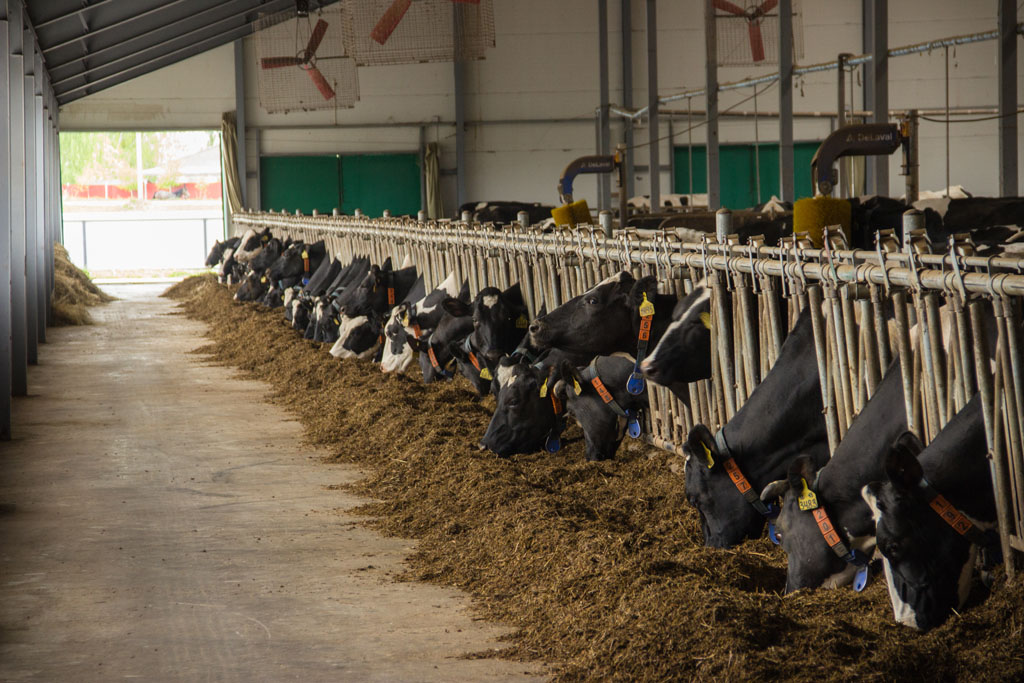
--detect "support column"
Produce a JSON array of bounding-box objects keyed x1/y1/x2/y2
[
  {"x1": 597, "y1": 0, "x2": 611, "y2": 211},
  {"x1": 1, "y1": 0, "x2": 11, "y2": 438},
  {"x1": 868, "y1": 0, "x2": 889, "y2": 196},
  {"x1": 9, "y1": 2, "x2": 27, "y2": 396},
  {"x1": 704, "y1": 0, "x2": 720, "y2": 209},
  {"x1": 998, "y1": 0, "x2": 1018, "y2": 196},
  {"x1": 23, "y1": 24, "x2": 37, "y2": 364},
  {"x1": 778, "y1": 0, "x2": 794, "y2": 201},
  {"x1": 646, "y1": 0, "x2": 660, "y2": 211},
  {"x1": 234, "y1": 39, "x2": 248, "y2": 207},
  {"x1": 453, "y1": 5, "x2": 467, "y2": 211},
  {"x1": 621, "y1": 0, "x2": 635, "y2": 203}
]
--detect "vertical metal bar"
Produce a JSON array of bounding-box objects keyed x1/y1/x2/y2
[
  {"x1": 778, "y1": 0, "x2": 794, "y2": 202},
  {"x1": 453, "y1": 5, "x2": 467, "y2": 209},
  {"x1": 34, "y1": 72, "x2": 45, "y2": 345},
  {"x1": 82, "y1": 221, "x2": 88, "y2": 270},
  {"x1": 621, "y1": 0, "x2": 635, "y2": 202},
  {"x1": 646, "y1": 0, "x2": 660, "y2": 211},
  {"x1": 837, "y1": 53, "x2": 848, "y2": 198},
  {"x1": 0, "y1": 2, "x2": 11, "y2": 438},
  {"x1": 808, "y1": 285, "x2": 840, "y2": 454},
  {"x1": 998, "y1": 0, "x2": 1017, "y2": 197},
  {"x1": 8, "y1": 2, "x2": 26, "y2": 396},
  {"x1": 22, "y1": 27, "x2": 36, "y2": 364},
  {"x1": 944, "y1": 48, "x2": 950, "y2": 194},
  {"x1": 704, "y1": 0, "x2": 719, "y2": 209},
  {"x1": 905, "y1": 109, "x2": 919, "y2": 203},
  {"x1": 869, "y1": 0, "x2": 889, "y2": 195},
  {"x1": 598, "y1": 0, "x2": 611, "y2": 211},
  {"x1": 234, "y1": 38, "x2": 248, "y2": 207}
]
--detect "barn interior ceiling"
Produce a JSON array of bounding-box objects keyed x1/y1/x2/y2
[{"x1": 25, "y1": 0, "x2": 340, "y2": 106}]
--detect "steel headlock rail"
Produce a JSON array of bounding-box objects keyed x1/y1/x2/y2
[{"x1": 234, "y1": 208, "x2": 1024, "y2": 577}]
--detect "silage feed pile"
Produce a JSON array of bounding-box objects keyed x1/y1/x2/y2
[
  {"x1": 169, "y1": 274, "x2": 1024, "y2": 682},
  {"x1": 52, "y1": 243, "x2": 115, "y2": 325}
]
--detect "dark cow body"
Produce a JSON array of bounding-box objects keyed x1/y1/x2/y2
[
  {"x1": 683, "y1": 308, "x2": 829, "y2": 548},
  {"x1": 863, "y1": 395, "x2": 992, "y2": 632},
  {"x1": 458, "y1": 201, "x2": 554, "y2": 226},
  {"x1": 205, "y1": 237, "x2": 240, "y2": 267},
  {"x1": 556, "y1": 355, "x2": 648, "y2": 461},
  {"x1": 761, "y1": 362, "x2": 906, "y2": 592},
  {"x1": 330, "y1": 263, "x2": 420, "y2": 359},
  {"x1": 639, "y1": 281, "x2": 713, "y2": 398},
  {"x1": 410, "y1": 309, "x2": 474, "y2": 383}
]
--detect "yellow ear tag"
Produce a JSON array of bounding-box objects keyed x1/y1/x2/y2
[
  {"x1": 479, "y1": 367, "x2": 493, "y2": 381},
  {"x1": 402, "y1": 314, "x2": 410, "y2": 326},
  {"x1": 333, "y1": 317, "x2": 340, "y2": 325},
  {"x1": 539, "y1": 378, "x2": 548, "y2": 398},
  {"x1": 798, "y1": 478, "x2": 819, "y2": 511},
  {"x1": 301, "y1": 250, "x2": 308, "y2": 259},
  {"x1": 572, "y1": 378, "x2": 582, "y2": 395},
  {"x1": 699, "y1": 311, "x2": 712, "y2": 330},
  {"x1": 701, "y1": 442, "x2": 715, "y2": 469},
  {"x1": 516, "y1": 314, "x2": 529, "y2": 329},
  {"x1": 639, "y1": 292, "x2": 656, "y2": 317},
  {"x1": 260, "y1": 276, "x2": 267, "y2": 283}
]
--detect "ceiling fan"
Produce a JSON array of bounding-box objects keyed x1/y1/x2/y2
[
  {"x1": 713, "y1": 0, "x2": 778, "y2": 63},
  {"x1": 260, "y1": 16, "x2": 335, "y2": 99},
  {"x1": 370, "y1": 0, "x2": 480, "y2": 45}
]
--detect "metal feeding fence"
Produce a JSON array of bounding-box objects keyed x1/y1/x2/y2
[{"x1": 233, "y1": 209, "x2": 1024, "y2": 577}]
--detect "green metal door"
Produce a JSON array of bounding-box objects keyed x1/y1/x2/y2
[
  {"x1": 260, "y1": 153, "x2": 421, "y2": 218},
  {"x1": 673, "y1": 141, "x2": 821, "y2": 209}
]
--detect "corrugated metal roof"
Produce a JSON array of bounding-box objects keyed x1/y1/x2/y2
[{"x1": 25, "y1": 0, "x2": 338, "y2": 106}]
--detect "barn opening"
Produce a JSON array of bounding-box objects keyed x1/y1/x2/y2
[{"x1": 58, "y1": 130, "x2": 225, "y2": 280}]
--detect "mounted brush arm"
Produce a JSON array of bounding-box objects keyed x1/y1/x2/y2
[
  {"x1": 554, "y1": 145, "x2": 627, "y2": 235},
  {"x1": 811, "y1": 122, "x2": 912, "y2": 197}
]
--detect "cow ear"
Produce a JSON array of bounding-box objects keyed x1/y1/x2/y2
[
  {"x1": 885, "y1": 432, "x2": 925, "y2": 491},
  {"x1": 381, "y1": 257, "x2": 393, "y2": 271},
  {"x1": 443, "y1": 297, "x2": 471, "y2": 318},
  {"x1": 684, "y1": 424, "x2": 718, "y2": 468},
  {"x1": 502, "y1": 282, "x2": 525, "y2": 307},
  {"x1": 557, "y1": 360, "x2": 583, "y2": 396},
  {"x1": 628, "y1": 275, "x2": 659, "y2": 309}
]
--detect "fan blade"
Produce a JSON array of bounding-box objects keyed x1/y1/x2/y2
[
  {"x1": 307, "y1": 66, "x2": 336, "y2": 100},
  {"x1": 712, "y1": 0, "x2": 747, "y2": 16},
  {"x1": 306, "y1": 18, "x2": 329, "y2": 56},
  {"x1": 748, "y1": 21, "x2": 766, "y2": 62},
  {"x1": 261, "y1": 56, "x2": 304, "y2": 69},
  {"x1": 371, "y1": 0, "x2": 412, "y2": 45},
  {"x1": 757, "y1": 0, "x2": 779, "y2": 15}
]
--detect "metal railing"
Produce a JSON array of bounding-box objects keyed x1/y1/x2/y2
[{"x1": 233, "y1": 209, "x2": 1024, "y2": 577}]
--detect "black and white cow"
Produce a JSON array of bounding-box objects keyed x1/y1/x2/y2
[
  {"x1": 233, "y1": 227, "x2": 272, "y2": 263},
  {"x1": 234, "y1": 269, "x2": 271, "y2": 302},
  {"x1": 329, "y1": 262, "x2": 419, "y2": 360},
  {"x1": 863, "y1": 394, "x2": 994, "y2": 632},
  {"x1": 293, "y1": 258, "x2": 344, "y2": 337},
  {"x1": 380, "y1": 272, "x2": 463, "y2": 374},
  {"x1": 205, "y1": 236, "x2": 240, "y2": 267},
  {"x1": 682, "y1": 307, "x2": 830, "y2": 548},
  {"x1": 269, "y1": 240, "x2": 328, "y2": 292},
  {"x1": 408, "y1": 308, "x2": 475, "y2": 383},
  {"x1": 758, "y1": 362, "x2": 906, "y2": 593},
  {"x1": 479, "y1": 352, "x2": 571, "y2": 457},
  {"x1": 444, "y1": 283, "x2": 530, "y2": 396},
  {"x1": 639, "y1": 279, "x2": 713, "y2": 398},
  {"x1": 311, "y1": 257, "x2": 373, "y2": 343},
  {"x1": 555, "y1": 355, "x2": 648, "y2": 461}
]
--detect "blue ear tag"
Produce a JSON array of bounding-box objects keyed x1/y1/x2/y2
[
  {"x1": 626, "y1": 369, "x2": 646, "y2": 395},
  {"x1": 626, "y1": 411, "x2": 642, "y2": 439},
  {"x1": 768, "y1": 520, "x2": 781, "y2": 545},
  {"x1": 853, "y1": 564, "x2": 870, "y2": 592},
  {"x1": 545, "y1": 435, "x2": 561, "y2": 453}
]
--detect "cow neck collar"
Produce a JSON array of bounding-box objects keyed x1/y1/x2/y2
[
  {"x1": 538, "y1": 365, "x2": 565, "y2": 453},
  {"x1": 578, "y1": 358, "x2": 642, "y2": 439},
  {"x1": 626, "y1": 292, "x2": 657, "y2": 395},
  {"x1": 914, "y1": 476, "x2": 998, "y2": 548},
  {"x1": 789, "y1": 472, "x2": 871, "y2": 591},
  {"x1": 426, "y1": 343, "x2": 454, "y2": 379},
  {"x1": 709, "y1": 429, "x2": 780, "y2": 528},
  {"x1": 461, "y1": 336, "x2": 493, "y2": 381}
]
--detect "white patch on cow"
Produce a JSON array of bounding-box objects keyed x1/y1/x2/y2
[
  {"x1": 290, "y1": 299, "x2": 302, "y2": 319},
  {"x1": 644, "y1": 285, "x2": 710, "y2": 368},
  {"x1": 585, "y1": 270, "x2": 631, "y2": 296},
  {"x1": 482, "y1": 294, "x2": 499, "y2": 308},
  {"x1": 496, "y1": 364, "x2": 517, "y2": 388},
  {"x1": 217, "y1": 248, "x2": 234, "y2": 278},
  {"x1": 881, "y1": 556, "x2": 920, "y2": 630},
  {"x1": 410, "y1": 271, "x2": 459, "y2": 326},
  {"x1": 233, "y1": 229, "x2": 263, "y2": 263},
  {"x1": 380, "y1": 309, "x2": 413, "y2": 373},
  {"x1": 475, "y1": 201, "x2": 488, "y2": 210},
  {"x1": 283, "y1": 288, "x2": 296, "y2": 310},
  {"x1": 330, "y1": 315, "x2": 368, "y2": 358}
]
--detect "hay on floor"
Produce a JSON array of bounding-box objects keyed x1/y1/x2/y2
[{"x1": 52, "y1": 243, "x2": 115, "y2": 326}]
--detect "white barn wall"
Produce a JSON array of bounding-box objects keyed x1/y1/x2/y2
[{"x1": 60, "y1": 0, "x2": 1021, "y2": 215}]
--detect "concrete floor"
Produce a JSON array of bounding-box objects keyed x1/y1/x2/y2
[{"x1": 0, "y1": 285, "x2": 541, "y2": 682}]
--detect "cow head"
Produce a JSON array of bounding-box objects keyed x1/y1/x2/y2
[
  {"x1": 480, "y1": 359, "x2": 560, "y2": 457},
  {"x1": 380, "y1": 307, "x2": 414, "y2": 373},
  {"x1": 205, "y1": 240, "x2": 227, "y2": 267},
  {"x1": 448, "y1": 335, "x2": 496, "y2": 397},
  {"x1": 329, "y1": 314, "x2": 383, "y2": 360},
  {"x1": 528, "y1": 271, "x2": 650, "y2": 356},
  {"x1": 760, "y1": 456, "x2": 853, "y2": 593},
  {"x1": 863, "y1": 432, "x2": 976, "y2": 632},
  {"x1": 682, "y1": 425, "x2": 766, "y2": 548},
  {"x1": 313, "y1": 299, "x2": 342, "y2": 343},
  {"x1": 234, "y1": 270, "x2": 270, "y2": 302},
  {"x1": 443, "y1": 283, "x2": 528, "y2": 362},
  {"x1": 249, "y1": 237, "x2": 284, "y2": 273},
  {"x1": 269, "y1": 240, "x2": 325, "y2": 285},
  {"x1": 555, "y1": 356, "x2": 644, "y2": 462},
  {"x1": 640, "y1": 283, "x2": 713, "y2": 390},
  {"x1": 409, "y1": 308, "x2": 472, "y2": 383}
]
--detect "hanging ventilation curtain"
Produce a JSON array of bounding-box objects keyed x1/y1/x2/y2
[
  {"x1": 424, "y1": 142, "x2": 443, "y2": 219},
  {"x1": 221, "y1": 111, "x2": 243, "y2": 215}
]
